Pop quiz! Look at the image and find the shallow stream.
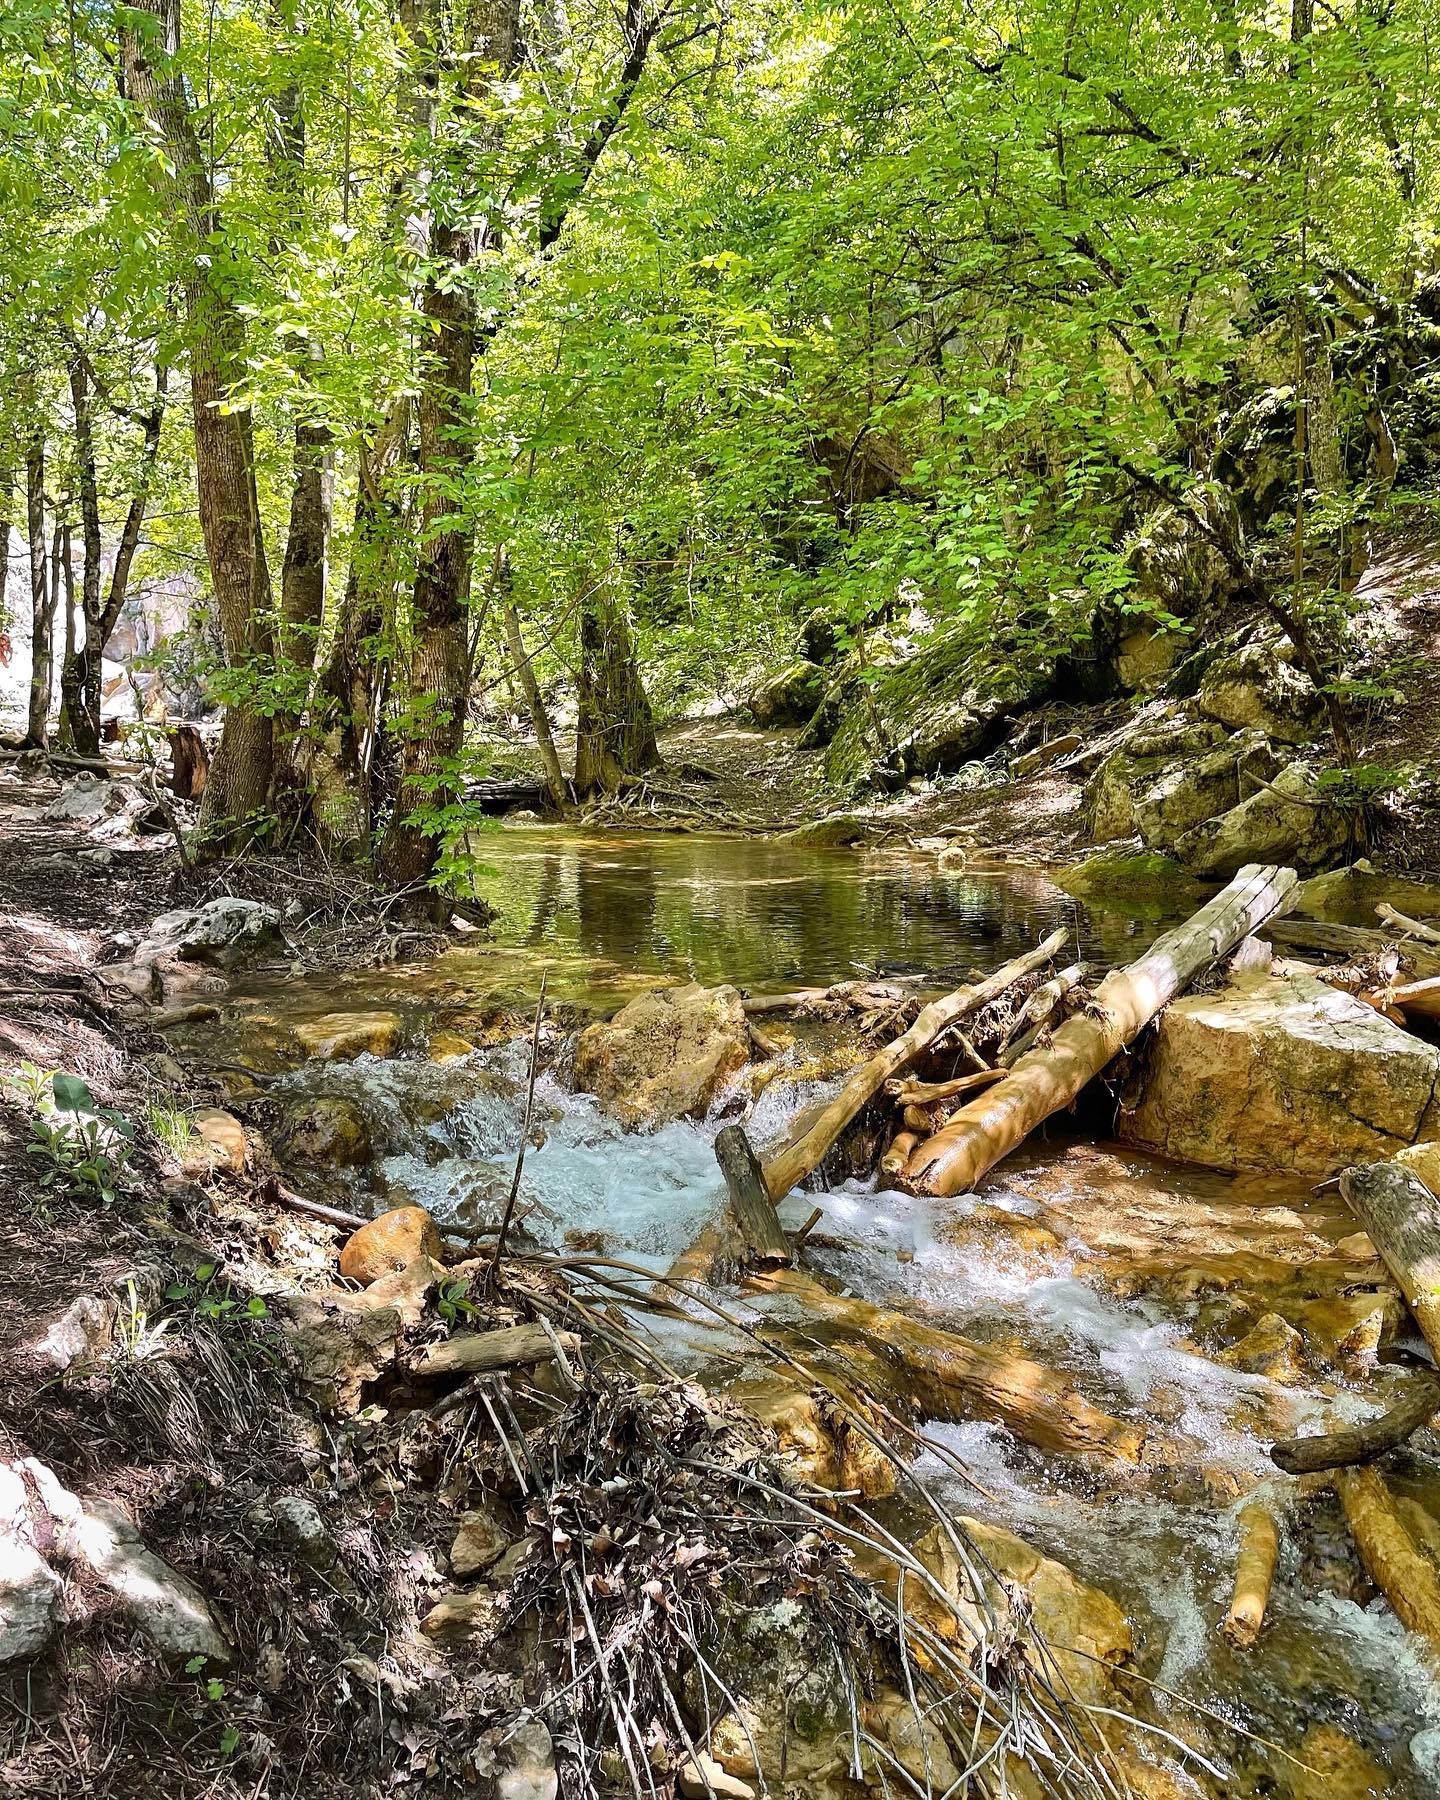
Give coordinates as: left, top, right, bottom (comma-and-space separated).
203, 829, 1440, 1797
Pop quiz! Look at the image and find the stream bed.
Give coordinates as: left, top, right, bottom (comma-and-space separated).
195, 829, 1440, 1797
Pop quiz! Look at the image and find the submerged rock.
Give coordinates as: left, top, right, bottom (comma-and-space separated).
281, 1095, 372, 1166
573, 983, 749, 1132
1217, 1312, 1305, 1382
1121, 971, 1440, 1176
339, 1206, 443, 1285
1173, 761, 1348, 877
1056, 847, 1202, 905
294, 1009, 404, 1060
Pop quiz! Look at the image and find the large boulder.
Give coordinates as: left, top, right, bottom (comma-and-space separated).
1172, 761, 1349, 877
1196, 639, 1322, 743
0, 1463, 62, 1663
573, 983, 749, 1131
1120, 971, 1440, 1177
143, 897, 284, 966
294, 1009, 403, 1060
1130, 729, 1282, 850
747, 660, 825, 727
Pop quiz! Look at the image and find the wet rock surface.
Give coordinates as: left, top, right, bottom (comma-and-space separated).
1121, 970, 1440, 1176
338, 1205, 443, 1285
573, 982, 750, 1131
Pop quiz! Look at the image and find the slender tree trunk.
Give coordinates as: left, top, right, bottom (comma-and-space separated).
63, 358, 104, 756
121, 0, 275, 845
0, 467, 11, 635
500, 595, 567, 811
57, 525, 78, 749
573, 582, 661, 797
97, 368, 168, 655
24, 434, 50, 748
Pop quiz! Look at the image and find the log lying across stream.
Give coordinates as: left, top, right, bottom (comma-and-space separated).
1338, 1162, 1440, 1362
901, 863, 1299, 1197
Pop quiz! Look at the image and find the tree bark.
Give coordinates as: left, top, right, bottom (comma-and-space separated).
573, 583, 662, 797
120, 0, 275, 845
1222, 1500, 1280, 1650
23, 431, 50, 748
62, 358, 104, 757
501, 598, 568, 811
1335, 1465, 1440, 1661
714, 1124, 792, 1269
764, 928, 1069, 1202
1271, 1372, 1440, 1476
902, 864, 1300, 1196
1338, 1162, 1440, 1363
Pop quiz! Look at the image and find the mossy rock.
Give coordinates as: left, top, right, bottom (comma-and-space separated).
1057, 849, 1205, 906
779, 813, 877, 847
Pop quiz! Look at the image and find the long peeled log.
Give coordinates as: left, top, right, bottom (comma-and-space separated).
760, 927, 1068, 1202
1339, 1162, 1440, 1363
1222, 1500, 1280, 1649
1335, 1465, 1440, 1662
902, 864, 1299, 1197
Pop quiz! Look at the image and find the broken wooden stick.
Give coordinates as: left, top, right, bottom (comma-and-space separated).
1222, 1499, 1280, 1649
1339, 1161, 1440, 1363
760, 928, 1069, 1202
1388, 973, 1440, 1019
1271, 1372, 1440, 1475
1335, 1465, 1440, 1662
714, 1124, 792, 1268
996, 963, 1085, 1061
885, 1069, 1005, 1108
412, 1323, 582, 1379
1376, 902, 1440, 945
878, 1131, 922, 1178
902, 864, 1299, 1197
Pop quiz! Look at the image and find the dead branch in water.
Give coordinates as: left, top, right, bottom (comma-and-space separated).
1222, 1500, 1280, 1649
1271, 1372, 1440, 1475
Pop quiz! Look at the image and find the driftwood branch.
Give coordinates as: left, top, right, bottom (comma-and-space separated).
413, 1323, 581, 1380
713, 1124, 791, 1268
1271, 1373, 1440, 1475
1222, 1500, 1280, 1649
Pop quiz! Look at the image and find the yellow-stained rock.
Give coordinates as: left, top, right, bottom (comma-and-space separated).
185, 1107, 248, 1175
428, 1030, 475, 1064
1278, 1724, 1391, 1800
294, 1010, 404, 1061
1397, 1140, 1440, 1201
339, 1206, 442, 1286
280, 1096, 371, 1166
1217, 1312, 1306, 1383
573, 983, 749, 1131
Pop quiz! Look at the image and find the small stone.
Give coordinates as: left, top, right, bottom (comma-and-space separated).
294, 1010, 404, 1061
420, 1585, 503, 1644
31, 1293, 117, 1372
353, 1255, 443, 1327
77, 846, 114, 869
450, 1506, 511, 1577
678, 1755, 753, 1800
497, 1719, 558, 1800
269, 1495, 339, 1570
339, 1207, 442, 1286
1217, 1313, 1305, 1383
0, 1464, 62, 1663
255, 1642, 288, 1693
1334, 1231, 1378, 1261
280, 1096, 372, 1166
184, 1107, 248, 1175
428, 1030, 475, 1064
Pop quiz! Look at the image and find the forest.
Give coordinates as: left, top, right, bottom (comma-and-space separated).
3, 0, 1440, 1796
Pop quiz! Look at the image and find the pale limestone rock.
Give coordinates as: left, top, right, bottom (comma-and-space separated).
1121, 972, 1440, 1177
497, 1719, 558, 1800
294, 1009, 404, 1060
1196, 639, 1321, 743
0, 1463, 62, 1662
31, 1293, 116, 1372
678, 1753, 753, 1800
143, 897, 282, 966
450, 1505, 511, 1577
573, 983, 749, 1132
1173, 761, 1348, 877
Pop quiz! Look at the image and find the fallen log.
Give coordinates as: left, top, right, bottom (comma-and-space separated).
1264, 918, 1440, 980
742, 978, 926, 1018
996, 964, 1085, 1060
714, 1124, 791, 1268
413, 1323, 582, 1379
1335, 1465, 1440, 1661
749, 1268, 1147, 1464
1271, 1372, 1440, 1475
902, 864, 1299, 1198
761, 927, 1069, 1202
1222, 1499, 1280, 1649
1338, 1163, 1440, 1362
1389, 973, 1440, 1019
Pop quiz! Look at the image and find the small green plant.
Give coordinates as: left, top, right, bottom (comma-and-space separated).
183, 1657, 240, 1760
26, 1072, 135, 1204
114, 1278, 176, 1362
147, 1100, 197, 1160
437, 1275, 478, 1325
164, 1262, 270, 1327
1, 1059, 53, 1108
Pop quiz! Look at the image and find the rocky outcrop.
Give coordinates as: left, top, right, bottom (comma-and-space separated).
141, 897, 284, 966
747, 660, 825, 727
1172, 760, 1349, 876
0, 1463, 63, 1662
339, 1206, 443, 1285
1196, 639, 1321, 743
1121, 971, 1440, 1177
1294, 862, 1440, 926
573, 983, 749, 1131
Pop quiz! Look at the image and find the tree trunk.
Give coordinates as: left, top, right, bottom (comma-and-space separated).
902, 864, 1300, 1196
120, 0, 275, 846
379, 0, 522, 893
714, 1124, 792, 1269
97, 367, 168, 656
1335, 1466, 1440, 1661
1338, 1162, 1440, 1362
56, 526, 77, 749
573, 584, 662, 797
63, 357, 104, 757
501, 598, 568, 811
23, 432, 50, 748
276, 420, 329, 708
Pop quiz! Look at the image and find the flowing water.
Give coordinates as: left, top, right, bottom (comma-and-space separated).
201, 829, 1440, 1796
